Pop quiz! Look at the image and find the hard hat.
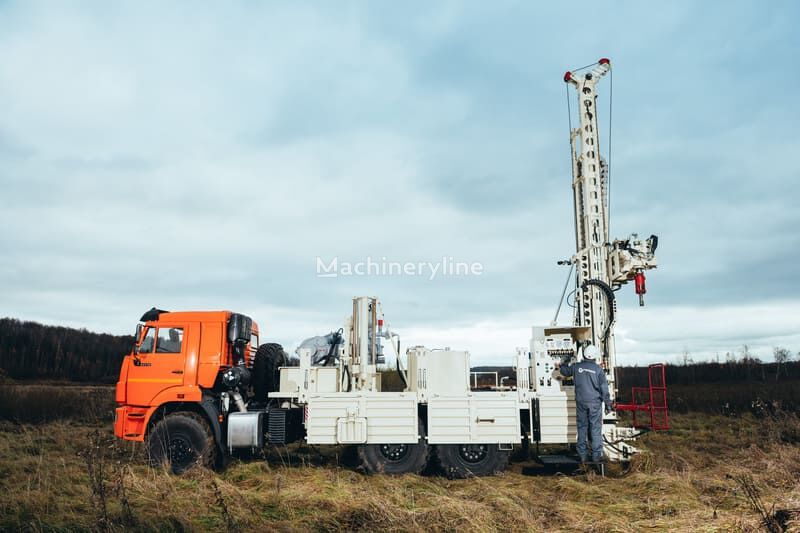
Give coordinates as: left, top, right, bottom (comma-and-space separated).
584, 345, 600, 360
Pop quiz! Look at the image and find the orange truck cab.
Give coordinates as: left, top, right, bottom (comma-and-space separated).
114, 307, 287, 472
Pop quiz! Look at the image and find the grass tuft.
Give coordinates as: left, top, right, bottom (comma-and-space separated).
1, 386, 800, 531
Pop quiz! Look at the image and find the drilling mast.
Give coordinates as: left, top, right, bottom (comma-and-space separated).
565, 59, 614, 365
563, 58, 658, 380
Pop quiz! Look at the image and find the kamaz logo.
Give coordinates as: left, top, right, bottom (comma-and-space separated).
578, 367, 596, 374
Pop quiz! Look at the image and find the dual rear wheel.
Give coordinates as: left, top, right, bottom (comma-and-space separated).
434, 443, 510, 479
357, 419, 510, 477
358, 419, 430, 475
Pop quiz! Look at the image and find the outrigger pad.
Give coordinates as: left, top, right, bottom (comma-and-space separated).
535, 455, 607, 474
536, 454, 581, 466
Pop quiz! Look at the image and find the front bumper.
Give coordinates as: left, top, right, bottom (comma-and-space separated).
114, 405, 151, 441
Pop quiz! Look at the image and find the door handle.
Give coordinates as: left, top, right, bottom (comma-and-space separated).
171, 370, 184, 375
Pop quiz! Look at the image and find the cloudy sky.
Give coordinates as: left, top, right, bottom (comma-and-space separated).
1, 1, 798, 366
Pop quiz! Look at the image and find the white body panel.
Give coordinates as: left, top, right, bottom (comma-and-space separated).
305, 392, 418, 445
276, 366, 339, 396
535, 391, 577, 444
405, 348, 470, 401
427, 392, 521, 444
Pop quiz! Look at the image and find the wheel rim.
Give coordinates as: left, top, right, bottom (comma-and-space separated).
379, 443, 409, 462
168, 435, 194, 466
458, 444, 488, 463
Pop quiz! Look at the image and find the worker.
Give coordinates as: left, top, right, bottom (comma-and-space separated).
557, 344, 612, 463
167, 328, 182, 352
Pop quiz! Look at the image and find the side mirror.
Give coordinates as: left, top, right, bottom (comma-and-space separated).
133, 324, 143, 355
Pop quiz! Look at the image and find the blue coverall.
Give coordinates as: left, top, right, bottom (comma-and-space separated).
559, 360, 612, 462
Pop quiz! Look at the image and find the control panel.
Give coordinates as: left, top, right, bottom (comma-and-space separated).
530, 325, 591, 391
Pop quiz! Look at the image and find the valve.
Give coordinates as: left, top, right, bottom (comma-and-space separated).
634, 271, 647, 307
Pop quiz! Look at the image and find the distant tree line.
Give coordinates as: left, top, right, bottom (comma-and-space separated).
618, 347, 800, 388
1, 317, 799, 391
0, 318, 133, 382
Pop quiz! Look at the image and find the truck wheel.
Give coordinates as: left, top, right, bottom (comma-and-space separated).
147, 412, 215, 474
435, 443, 510, 479
358, 418, 429, 475
252, 343, 287, 401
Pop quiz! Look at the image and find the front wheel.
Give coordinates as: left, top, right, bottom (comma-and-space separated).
358, 418, 429, 475
435, 443, 510, 479
147, 412, 215, 474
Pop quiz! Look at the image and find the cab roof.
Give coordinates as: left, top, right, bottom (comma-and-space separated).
139, 308, 259, 331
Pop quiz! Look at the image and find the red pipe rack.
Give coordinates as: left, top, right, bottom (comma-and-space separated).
615, 363, 669, 430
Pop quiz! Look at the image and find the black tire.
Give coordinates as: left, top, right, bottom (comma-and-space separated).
435, 443, 510, 479
147, 412, 215, 474
358, 418, 429, 475
252, 343, 287, 402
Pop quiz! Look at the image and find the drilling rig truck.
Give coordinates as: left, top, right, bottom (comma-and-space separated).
114, 58, 666, 476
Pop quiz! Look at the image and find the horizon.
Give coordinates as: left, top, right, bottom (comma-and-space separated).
1, 313, 795, 368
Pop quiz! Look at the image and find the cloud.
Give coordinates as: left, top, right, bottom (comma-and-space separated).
0, 1, 798, 366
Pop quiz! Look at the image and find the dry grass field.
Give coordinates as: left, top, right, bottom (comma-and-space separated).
1, 384, 799, 532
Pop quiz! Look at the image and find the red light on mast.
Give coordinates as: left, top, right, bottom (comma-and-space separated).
598, 58, 610, 65
563, 71, 572, 82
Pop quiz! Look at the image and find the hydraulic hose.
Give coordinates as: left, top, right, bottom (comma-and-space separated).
316, 328, 344, 367
603, 428, 650, 446
395, 336, 408, 389
581, 279, 616, 360
343, 364, 351, 392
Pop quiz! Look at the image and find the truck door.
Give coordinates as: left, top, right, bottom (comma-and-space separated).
126, 325, 187, 406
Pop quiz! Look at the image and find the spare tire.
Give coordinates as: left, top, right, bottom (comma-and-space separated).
252, 343, 287, 401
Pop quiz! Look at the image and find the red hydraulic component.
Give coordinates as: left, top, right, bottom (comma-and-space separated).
615, 363, 669, 430
634, 271, 647, 307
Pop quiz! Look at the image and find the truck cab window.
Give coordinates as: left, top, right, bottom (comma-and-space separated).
156, 328, 184, 353
139, 327, 155, 353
